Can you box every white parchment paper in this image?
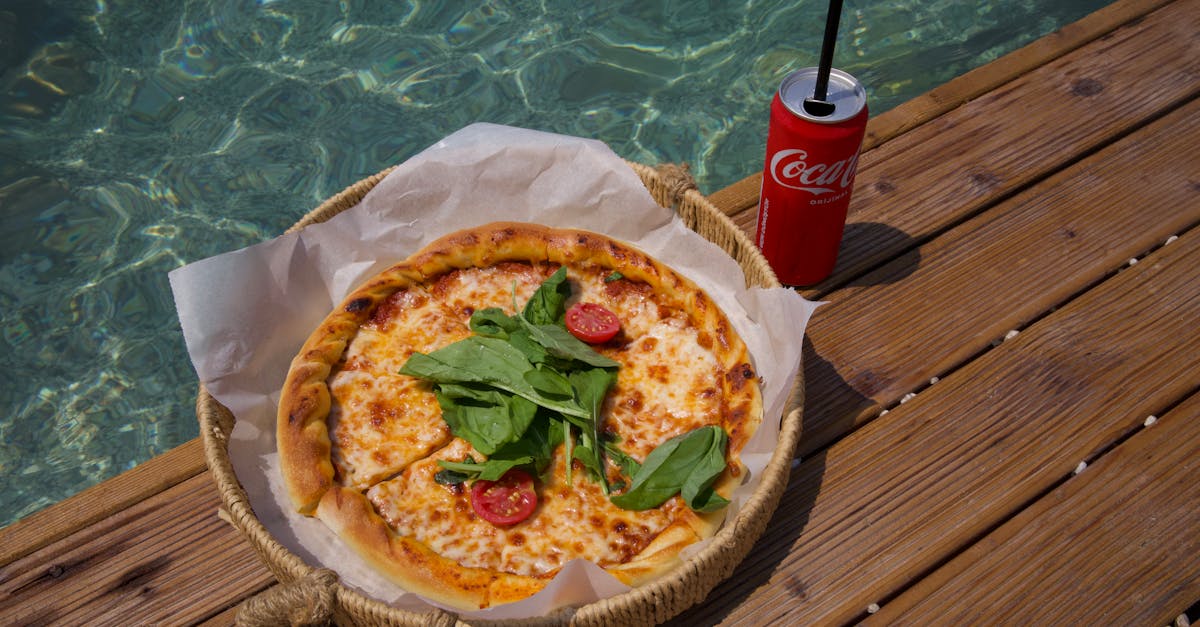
[169,123,818,619]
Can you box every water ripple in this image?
[0,0,1112,529]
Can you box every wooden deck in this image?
[3,0,1198,623]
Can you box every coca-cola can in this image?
[755,67,868,285]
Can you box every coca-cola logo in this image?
[769,149,859,195]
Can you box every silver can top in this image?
[778,67,867,124]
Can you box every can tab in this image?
[802,98,837,118]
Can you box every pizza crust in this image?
[277,222,762,610]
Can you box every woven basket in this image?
[198,162,803,626]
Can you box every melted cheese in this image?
[328,371,450,489]
[336,261,729,578]
[602,318,723,459]
[368,439,677,577]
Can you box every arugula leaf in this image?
[434,455,479,485]
[400,336,590,420]
[609,426,731,512]
[490,410,561,476]
[523,365,574,399]
[522,321,620,368]
[603,440,643,478]
[522,266,570,325]
[434,384,537,455]
[469,307,519,338]
[569,367,618,492]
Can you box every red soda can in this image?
[755,67,868,285]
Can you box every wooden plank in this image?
[867,390,1200,625]
[0,472,275,625]
[725,0,1200,291]
[795,93,1200,457]
[0,437,207,567]
[706,0,1175,214]
[818,0,1200,291]
[668,224,1200,625]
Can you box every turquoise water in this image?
[0,0,1112,528]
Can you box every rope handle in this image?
[235,568,339,627]
[654,162,699,205]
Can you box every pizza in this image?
[276,222,762,611]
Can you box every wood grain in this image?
[796,94,1200,456]
[705,0,1176,215]
[867,390,1200,625]
[0,473,274,625]
[669,228,1200,625]
[3,2,1196,624]
[0,438,206,568]
[725,0,1200,294]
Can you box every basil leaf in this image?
[469,307,518,338]
[522,266,570,325]
[609,426,730,512]
[604,271,624,282]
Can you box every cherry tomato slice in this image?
[470,469,537,526]
[565,302,620,344]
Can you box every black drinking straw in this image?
[806,0,844,115]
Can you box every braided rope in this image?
[235,568,339,627]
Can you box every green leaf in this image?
[569,367,618,492]
[523,322,620,368]
[433,384,537,455]
[522,266,570,325]
[609,426,730,512]
[435,456,534,482]
[604,441,643,478]
[469,307,519,338]
[523,366,574,399]
[401,337,590,420]
[433,467,472,485]
[490,411,561,476]
[604,271,625,283]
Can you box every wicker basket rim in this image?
[199,161,803,626]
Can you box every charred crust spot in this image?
[345,297,372,313]
[726,363,756,392]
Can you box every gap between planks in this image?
[705,0,1179,215]
[669,224,1200,626]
